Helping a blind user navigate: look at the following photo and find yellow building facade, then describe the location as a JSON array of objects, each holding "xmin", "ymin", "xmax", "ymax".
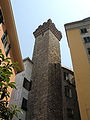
[
  {"xmin": 0, "ymin": 0, "xmax": 24, "ymax": 99},
  {"xmin": 65, "ymin": 18, "xmax": 90, "ymax": 120}
]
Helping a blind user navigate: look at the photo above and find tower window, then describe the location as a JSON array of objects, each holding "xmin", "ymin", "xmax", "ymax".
[
  {"xmin": 87, "ymin": 48, "xmax": 90, "ymax": 55},
  {"xmin": 84, "ymin": 37, "xmax": 90, "ymax": 43},
  {"xmin": 21, "ymin": 98, "xmax": 27, "ymax": 111},
  {"xmin": 80, "ymin": 28, "xmax": 87, "ymax": 34},
  {"xmin": 23, "ymin": 77, "xmax": 32, "ymax": 91}
]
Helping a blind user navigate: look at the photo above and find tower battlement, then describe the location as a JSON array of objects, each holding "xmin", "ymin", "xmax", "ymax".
[{"xmin": 33, "ymin": 19, "xmax": 62, "ymax": 40}]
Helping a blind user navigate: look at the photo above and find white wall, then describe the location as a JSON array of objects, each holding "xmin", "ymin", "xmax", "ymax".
[{"xmin": 10, "ymin": 58, "xmax": 33, "ymax": 120}]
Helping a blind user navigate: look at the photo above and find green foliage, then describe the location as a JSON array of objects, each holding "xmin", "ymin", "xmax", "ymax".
[{"xmin": 0, "ymin": 49, "xmax": 22, "ymax": 120}]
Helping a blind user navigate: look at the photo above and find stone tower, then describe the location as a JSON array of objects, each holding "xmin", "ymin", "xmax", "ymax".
[{"xmin": 27, "ymin": 19, "xmax": 63, "ymax": 120}]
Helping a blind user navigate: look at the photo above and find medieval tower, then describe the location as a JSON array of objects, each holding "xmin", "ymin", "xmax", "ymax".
[{"xmin": 27, "ymin": 19, "xmax": 63, "ymax": 120}]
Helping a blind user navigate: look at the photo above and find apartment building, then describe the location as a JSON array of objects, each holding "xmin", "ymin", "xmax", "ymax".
[
  {"xmin": 65, "ymin": 17, "xmax": 90, "ymax": 120},
  {"xmin": 61, "ymin": 67, "xmax": 81, "ymax": 120},
  {"xmin": 0, "ymin": 0, "xmax": 24, "ymax": 98},
  {"xmin": 10, "ymin": 57, "xmax": 33, "ymax": 120}
]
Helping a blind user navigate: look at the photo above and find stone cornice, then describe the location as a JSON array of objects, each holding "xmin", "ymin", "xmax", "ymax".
[{"xmin": 33, "ymin": 19, "xmax": 62, "ymax": 41}]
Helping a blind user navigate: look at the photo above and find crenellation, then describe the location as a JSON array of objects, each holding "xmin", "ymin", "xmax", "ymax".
[{"xmin": 33, "ymin": 19, "xmax": 62, "ymax": 40}]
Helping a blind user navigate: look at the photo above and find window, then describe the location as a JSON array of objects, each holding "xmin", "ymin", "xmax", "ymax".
[
  {"xmin": 87, "ymin": 48, "xmax": 90, "ymax": 55},
  {"xmin": 4, "ymin": 40, "xmax": 8, "ymax": 48},
  {"xmin": 67, "ymin": 108, "xmax": 74, "ymax": 118},
  {"xmin": 64, "ymin": 72, "xmax": 69, "ymax": 81},
  {"xmin": 69, "ymin": 89, "xmax": 72, "ymax": 98},
  {"xmin": 80, "ymin": 28, "xmax": 87, "ymax": 34},
  {"xmin": 1, "ymin": 30, "xmax": 10, "ymax": 56},
  {"xmin": 1, "ymin": 30, "xmax": 8, "ymax": 42},
  {"xmin": 84, "ymin": 37, "xmax": 90, "ymax": 43},
  {"xmin": 23, "ymin": 77, "xmax": 32, "ymax": 91},
  {"xmin": 0, "ymin": 9, "xmax": 4, "ymax": 24},
  {"xmin": 21, "ymin": 98, "xmax": 27, "ymax": 111},
  {"xmin": 1, "ymin": 30, "xmax": 8, "ymax": 48},
  {"xmin": 65, "ymin": 86, "xmax": 72, "ymax": 98},
  {"xmin": 5, "ymin": 44, "xmax": 11, "ymax": 56}
]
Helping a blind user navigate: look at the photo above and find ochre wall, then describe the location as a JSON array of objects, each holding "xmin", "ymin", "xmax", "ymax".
[
  {"xmin": 0, "ymin": 0, "xmax": 24, "ymax": 100},
  {"xmin": 0, "ymin": 24, "xmax": 16, "ymax": 100},
  {"xmin": 67, "ymin": 29, "xmax": 90, "ymax": 120},
  {"xmin": 0, "ymin": 0, "xmax": 24, "ymax": 72}
]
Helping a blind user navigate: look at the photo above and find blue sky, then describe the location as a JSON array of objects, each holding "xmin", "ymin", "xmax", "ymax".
[{"xmin": 11, "ymin": 0, "xmax": 90, "ymax": 69}]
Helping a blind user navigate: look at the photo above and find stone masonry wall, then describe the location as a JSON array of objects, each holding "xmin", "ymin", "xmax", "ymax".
[{"xmin": 26, "ymin": 20, "xmax": 63, "ymax": 120}]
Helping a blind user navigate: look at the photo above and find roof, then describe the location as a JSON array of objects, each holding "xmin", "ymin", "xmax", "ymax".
[
  {"xmin": 23, "ymin": 57, "xmax": 33, "ymax": 64},
  {"xmin": 61, "ymin": 66, "xmax": 74, "ymax": 74},
  {"xmin": 64, "ymin": 17, "xmax": 90, "ymax": 27}
]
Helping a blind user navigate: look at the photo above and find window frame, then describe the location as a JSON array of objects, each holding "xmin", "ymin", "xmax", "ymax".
[
  {"xmin": 5, "ymin": 44, "xmax": 11, "ymax": 56},
  {"xmin": 80, "ymin": 28, "xmax": 87, "ymax": 34},
  {"xmin": 84, "ymin": 37, "xmax": 90, "ymax": 43},
  {"xmin": 67, "ymin": 108, "xmax": 74, "ymax": 118},
  {"xmin": 21, "ymin": 97, "xmax": 27, "ymax": 111},
  {"xmin": 64, "ymin": 72, "xmax": 69, "ymax": 81},
  {"xmin": 23, "ymin": 77, "xmax": 32, "ymax": 91},
  {"xmin": 0, "ymin": 9, "xmax": 4, "ymax": 24},
  {"xmin": 65, "ymin": 86, "xmax": 72, "ymax": 98},
  {"xmin": 87, "ymin": 48, "xmax": 90, "ymax": 55}
]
